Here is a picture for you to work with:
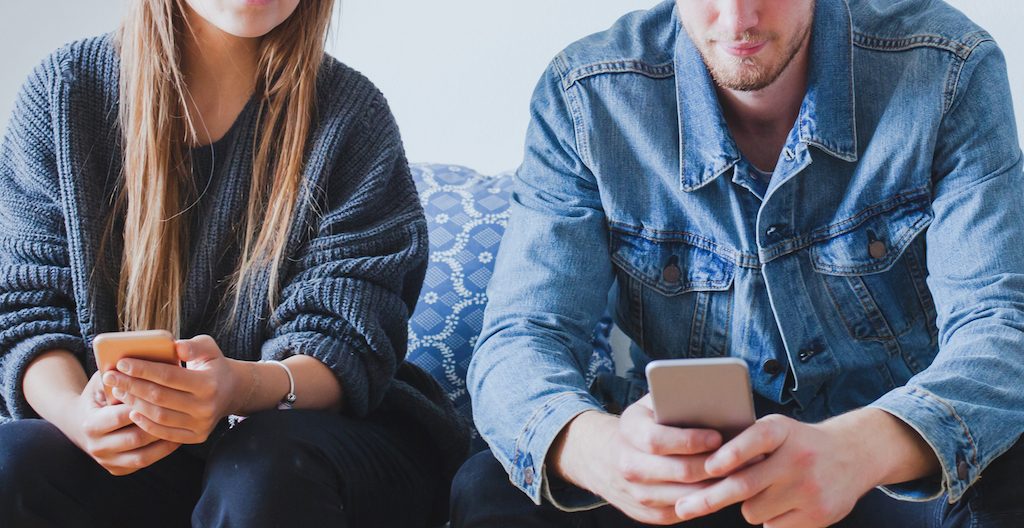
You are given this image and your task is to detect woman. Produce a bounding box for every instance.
[0,0,468,526]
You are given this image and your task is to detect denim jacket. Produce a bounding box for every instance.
[469,0,1024,509]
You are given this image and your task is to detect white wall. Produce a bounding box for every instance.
[1,1,1022,174]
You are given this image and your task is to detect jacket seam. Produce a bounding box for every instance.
[561,59,674,91]
[906,386,981,497]
[607,222,736,259]
[942,38,995,115]
[553,54,595,170]
[851,30,991,60]
[809,213,932,277]
[933,153,1024,203]
[760,187,931,262]
[511,391,582,472]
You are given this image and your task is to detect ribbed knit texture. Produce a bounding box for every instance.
[0,35,469,476]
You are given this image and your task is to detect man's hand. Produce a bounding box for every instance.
[674,409,940,527]
[550,394,724,525]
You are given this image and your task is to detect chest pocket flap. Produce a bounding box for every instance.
[810,195,933,276]
[609,228,736,295]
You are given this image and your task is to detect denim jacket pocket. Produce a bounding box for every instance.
[609,227,736,359]
[809,196,935,345]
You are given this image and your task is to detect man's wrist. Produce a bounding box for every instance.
[821,407,940,489]
[548,410,617,492]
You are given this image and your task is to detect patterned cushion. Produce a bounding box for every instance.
[407,163,614,447]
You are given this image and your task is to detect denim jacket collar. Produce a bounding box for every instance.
[674,0,858,193]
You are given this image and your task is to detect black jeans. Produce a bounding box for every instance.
[0,410,446,527]
[451,439,1024,528]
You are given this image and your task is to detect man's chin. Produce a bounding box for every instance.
[709,65,777,92]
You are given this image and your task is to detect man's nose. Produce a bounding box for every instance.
[717,0,761,36]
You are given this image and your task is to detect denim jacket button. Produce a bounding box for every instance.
[662,264,681,283]
[798,350,811,362]
[762,359,783,376]
[869,240,887,259]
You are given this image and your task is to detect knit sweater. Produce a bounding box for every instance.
[0,35,469,476]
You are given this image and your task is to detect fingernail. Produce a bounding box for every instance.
[117,360,131,374]
[102,371,116,386]
[178,342,191,361]
[93,390,106,405]
[112,387,125,399]
[676,499,696,520]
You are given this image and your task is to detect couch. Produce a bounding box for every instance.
[406,163,616,451]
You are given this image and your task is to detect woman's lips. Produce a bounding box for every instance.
[720,41,768,57]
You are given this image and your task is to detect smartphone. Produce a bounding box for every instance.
[93,330,179,403]
[645,357,756,440]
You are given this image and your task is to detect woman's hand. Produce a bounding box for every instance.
[102,335,244,444]
[64,372,180,475]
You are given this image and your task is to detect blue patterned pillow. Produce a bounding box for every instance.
[407,163,614,447]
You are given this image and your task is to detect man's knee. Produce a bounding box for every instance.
[957,437,1024,526]
[450,449,531,525]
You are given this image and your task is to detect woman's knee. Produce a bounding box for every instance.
[0,420,80,485]
[195,411,396,525]
[204,411,335,480]
[196,411,347,515]
[0,419,89,518]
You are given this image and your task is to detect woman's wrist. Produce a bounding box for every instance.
[226,359,290,416]
[23,350,89,427]
[226,359,256,416]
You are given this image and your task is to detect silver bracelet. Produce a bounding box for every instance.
[261,359,297,410]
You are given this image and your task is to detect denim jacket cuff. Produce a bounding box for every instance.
[541,469,608,512]
[508,391,605,505]
[869,386,980,502]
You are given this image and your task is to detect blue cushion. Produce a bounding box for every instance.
[407,163,614,447]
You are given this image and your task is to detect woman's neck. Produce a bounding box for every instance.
[181,5,260,146]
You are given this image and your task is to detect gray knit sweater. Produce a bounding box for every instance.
[0,35,468,475]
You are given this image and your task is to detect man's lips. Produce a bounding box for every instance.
[720,41,767,57]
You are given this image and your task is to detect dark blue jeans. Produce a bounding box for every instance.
[451,439,1024,528]
[0,410,446,527]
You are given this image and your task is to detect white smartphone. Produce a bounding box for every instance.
[645,357,756,439]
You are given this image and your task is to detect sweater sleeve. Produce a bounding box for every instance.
[260,92,428,418]
[0,52,88,422]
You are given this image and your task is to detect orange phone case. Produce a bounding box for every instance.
[93,330,178,403]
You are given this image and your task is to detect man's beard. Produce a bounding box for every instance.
[697,20,812,92]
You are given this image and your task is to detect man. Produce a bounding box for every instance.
[453,0,1024,526]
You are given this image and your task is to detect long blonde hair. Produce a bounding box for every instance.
[115,0,335,335]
